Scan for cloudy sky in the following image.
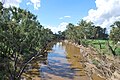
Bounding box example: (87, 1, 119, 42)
(0, 0, 120, 33)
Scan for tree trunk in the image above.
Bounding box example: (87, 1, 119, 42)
(107, 41, 117, 56)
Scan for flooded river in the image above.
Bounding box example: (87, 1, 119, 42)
(23, 42, 105, 80)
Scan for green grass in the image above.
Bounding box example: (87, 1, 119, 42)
(85, 39, 120, 56)
(116, 47, 120, 55)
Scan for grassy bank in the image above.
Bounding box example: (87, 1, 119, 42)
(84, 39, 120, 56)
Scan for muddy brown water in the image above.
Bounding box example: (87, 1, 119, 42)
(23, 42, 105, 80)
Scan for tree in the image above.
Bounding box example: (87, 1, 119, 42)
(63, 20, 95, 45)
(65, 23, 76, 41)
(78, 20, 94, 39)
(63, 20, 108, 46)
(0, 3, 54, 80)
(92, 26, 108, 39)
(110, 21, 120, 43)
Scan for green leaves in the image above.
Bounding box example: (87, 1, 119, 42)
(63, 20, 108, 45)
(0, 3, 54, 79)
(110, 21, 120, 43)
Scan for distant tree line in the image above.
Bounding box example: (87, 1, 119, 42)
(59, 20, 108, 44)
(59, 19, 120, 44)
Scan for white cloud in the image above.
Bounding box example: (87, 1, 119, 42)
(83, 0, 120, 32)
(0, 0, 22, 8)
(64, 16, 71, 18)
(30, 0, 41, 10)
(45, 22, 68, 33)
(59, 16, 71, 20)
(59, 17, 63, 20)
(26, 2, 32, 6)
(0, 0, 41, 10)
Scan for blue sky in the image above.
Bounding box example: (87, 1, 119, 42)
(1, 0, 120, 33)
(19, 0, 96, 33)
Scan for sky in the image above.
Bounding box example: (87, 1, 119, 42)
(0, 0, 120, 33)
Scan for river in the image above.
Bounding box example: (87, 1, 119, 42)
(23, 42, 105, 80)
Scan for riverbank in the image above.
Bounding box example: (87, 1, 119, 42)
(64, 40, 120, 80)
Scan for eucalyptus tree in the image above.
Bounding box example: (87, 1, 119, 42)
(78, 20, 94, 39)
(0, 2, 54, 80)
(64, 20, 94, 45)
(105, 21, 120, 56)
(110, 21, 120, 43)
(93, 26, 108, 39)
(57, 31, 65, 40)
(65, 23, 76, 41)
